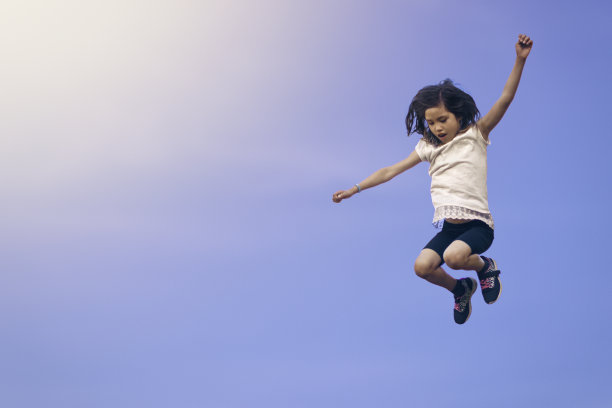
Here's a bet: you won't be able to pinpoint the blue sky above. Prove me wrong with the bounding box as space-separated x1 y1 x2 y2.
1 0 612 407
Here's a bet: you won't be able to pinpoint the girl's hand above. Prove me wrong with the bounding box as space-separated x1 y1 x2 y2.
516 34 533 59
332 189 354 203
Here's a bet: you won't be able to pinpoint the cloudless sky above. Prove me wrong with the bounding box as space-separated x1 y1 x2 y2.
1 0 612 407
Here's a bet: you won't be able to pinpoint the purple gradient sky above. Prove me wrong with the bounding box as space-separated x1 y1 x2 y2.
1 0 611 407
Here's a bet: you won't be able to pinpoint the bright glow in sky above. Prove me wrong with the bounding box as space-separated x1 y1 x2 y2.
1 0 611 407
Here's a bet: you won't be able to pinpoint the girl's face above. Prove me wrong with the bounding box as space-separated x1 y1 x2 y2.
424 104 461 144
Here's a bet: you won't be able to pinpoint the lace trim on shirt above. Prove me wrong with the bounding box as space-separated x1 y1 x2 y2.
432 205 495 230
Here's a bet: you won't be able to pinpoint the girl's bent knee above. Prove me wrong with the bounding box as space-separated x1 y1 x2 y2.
414 260 435 279
443 253 465 270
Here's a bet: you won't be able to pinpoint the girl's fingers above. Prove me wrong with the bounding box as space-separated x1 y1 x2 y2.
517 34 532 49
518 34 531 45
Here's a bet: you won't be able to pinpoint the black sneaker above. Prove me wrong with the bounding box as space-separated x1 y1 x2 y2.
453 278 477 324
479 256 502 304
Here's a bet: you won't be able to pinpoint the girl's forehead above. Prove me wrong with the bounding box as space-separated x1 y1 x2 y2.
425 104 451 120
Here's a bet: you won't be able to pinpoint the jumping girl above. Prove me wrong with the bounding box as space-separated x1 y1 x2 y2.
332 34 533 324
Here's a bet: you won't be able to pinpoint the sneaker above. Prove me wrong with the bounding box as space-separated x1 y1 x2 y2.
454 278 477 324
479 256 502 304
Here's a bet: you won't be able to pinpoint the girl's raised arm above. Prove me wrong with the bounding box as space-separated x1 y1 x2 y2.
332 150 422 203
478 34 534 139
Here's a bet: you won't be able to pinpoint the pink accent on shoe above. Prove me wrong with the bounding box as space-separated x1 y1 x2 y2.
480 277 495 289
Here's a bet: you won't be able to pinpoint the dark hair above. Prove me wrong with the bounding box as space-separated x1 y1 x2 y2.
405 79 480 146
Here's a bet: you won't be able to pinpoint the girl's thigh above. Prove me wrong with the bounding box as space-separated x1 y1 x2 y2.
455 223 494 255
423 229 459 266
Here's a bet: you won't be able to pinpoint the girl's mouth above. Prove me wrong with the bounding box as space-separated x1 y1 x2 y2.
438 133 447 138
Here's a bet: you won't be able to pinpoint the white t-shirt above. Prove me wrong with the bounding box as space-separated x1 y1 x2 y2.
415 125 494 229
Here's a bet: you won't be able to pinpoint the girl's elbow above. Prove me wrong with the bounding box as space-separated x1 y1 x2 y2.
382 167 397 181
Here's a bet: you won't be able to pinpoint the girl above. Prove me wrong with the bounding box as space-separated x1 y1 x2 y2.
332 34 533 324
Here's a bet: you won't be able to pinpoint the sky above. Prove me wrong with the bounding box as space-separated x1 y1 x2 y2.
1 0 612 407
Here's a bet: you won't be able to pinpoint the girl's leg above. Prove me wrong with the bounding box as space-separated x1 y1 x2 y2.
415 247 479 325
443 221 495 272
443 230 502 305
414 249 456 291
443 240 485 271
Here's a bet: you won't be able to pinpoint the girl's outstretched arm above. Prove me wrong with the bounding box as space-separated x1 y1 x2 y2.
478 34 534 139
332 150 422 203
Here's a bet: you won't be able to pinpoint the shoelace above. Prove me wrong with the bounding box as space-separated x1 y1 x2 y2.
480 270 500 288
480 277 496 289
454 290 470 311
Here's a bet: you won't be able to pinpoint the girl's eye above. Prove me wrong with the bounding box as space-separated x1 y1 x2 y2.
440 118 446 123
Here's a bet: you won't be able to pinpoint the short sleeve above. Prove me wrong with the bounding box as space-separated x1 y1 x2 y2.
473 125 491 146
415 138 431 162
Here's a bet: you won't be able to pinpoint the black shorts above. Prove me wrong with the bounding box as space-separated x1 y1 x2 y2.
424 219 494 266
